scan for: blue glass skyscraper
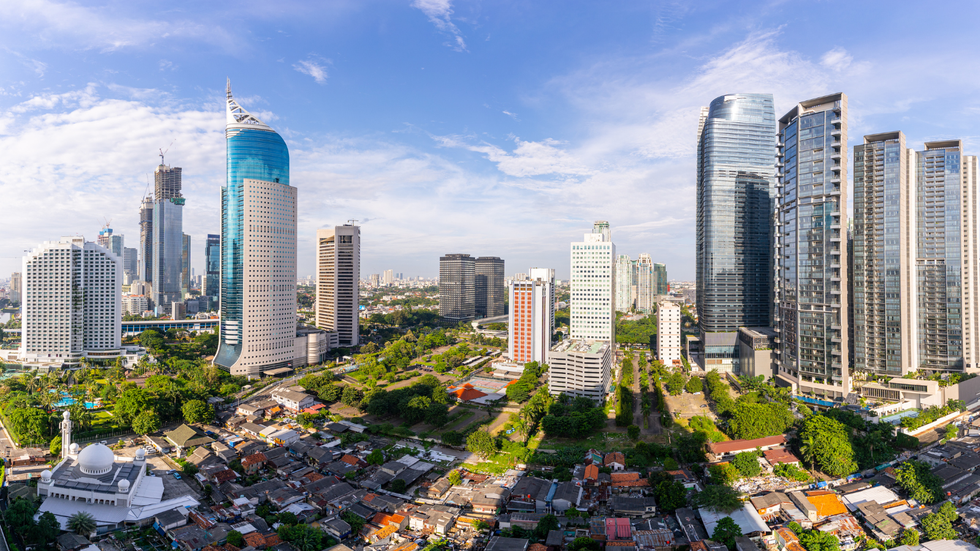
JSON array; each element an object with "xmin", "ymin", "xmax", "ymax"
[
  {"xmin": 696, "ymin": 93, "xmax": 776, "ymax": 372},
  {"xmin": 215, "ymin": 81, "xmax": 297, "ymax": 377}
]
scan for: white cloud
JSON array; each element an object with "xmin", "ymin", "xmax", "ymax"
[
  {"xmin": 159, "ymin": 59, "xmax": 176, "ymax": 71},
  {"xmin": 411, "ymin": 0, "xmax": 468, "ymax": 52},
  {"xmin": 820, "ymin": 47, "xmax": 853, "ymax": 70},
  {"xmin": 294, "ymin": 58, "xmax": 330, "ymax": 85}
]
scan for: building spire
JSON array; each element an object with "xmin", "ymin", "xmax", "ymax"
[{"xmin": 225, "ymin": 80, "xmax": 272, "ymax": 132}]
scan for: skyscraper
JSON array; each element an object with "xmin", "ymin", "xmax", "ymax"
[
  {"xmin": 653, "ymin": 263, "xmax": 668, "ymax": 295},
  {"xmin": 139, "ymin": 196, "xmax": 154, "ymax": 283},
  {"xmin": 383, "ymin": 269, "xmax": 394, "ymax": 285},
  {"xmin": 774, "ymin": 93, "xmax": 850, "ymax": 399},
  {"xmin": 152, "ymin": 193, "xmax": 184, "ymax": 310},
  {"xmin": 204, "ymin": 234, "xmax": 221, "ymax": 311},
  {"xmin": 915, "ymin": 141, "xmax": 979, "ymax": 372},
  {"xmin": 570, "ymin": 221, "xmax": 616, "ymax": 343},
  {"xmin": 508, "ymin": 268, "xmax": 554, "ymax": 365},
  {"xmin": 20, "ymin": 236, "xmax": 121, "ymax": 366},
  {"xmin": 439, "ymin": 254, "xmax": 475, "ymax": 320},
  {"xmin": 110, "ymin": 234, "xmax": 124, "ymax": 258},
  {"xmin": 636, "ymin": 254, "xmax": 654, "ymax": 313},
  {"xmin": 475, "ymin": 256, "xmax": 505, "ymax": 317},
  {"xmin": 696, "ymin": 93, "xmax": 776, "ymax": 372},
  {"xmin": 657, "ymin": 300, "xmax": 682, "ymax": 365},
  {"xmin": 181, "ymin": 233, "xmax": 191, "ymax": 297},
  {"xmin": 615, "ymin": 254, "xmax": 634, "ymax": 313},
  {"xmin": 122, "ymin": 247, "xmax": 138, "ymax": 283},
  {"xmin": 852, "ymin": 132, "xmax": 916, "ymax": 376},
  {"xmin": 316, "ymin": 224, "xmax": 360, "ymax": 347},
  {"xmin": 214, "ymin": 80, "xmax": 297, "ymax": 378},
  {"xmin": 97, "ymin": 226, "xmax": 113, "ymax": 250},
  {"xmin": 10, "ymin": 272, "xmax": 21, "ymax": 302}
]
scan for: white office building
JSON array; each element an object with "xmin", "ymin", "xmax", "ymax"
[
  {"xmin": 508, "ymin": 268, "xmax": 554, "ymax": 366},
  {"xmin": 657, "ymin": 300, "xmax": 682, "ymax": 366},
  {"xmin": 383, "ymin": 269, "xmax": 394, "ymax": 285},
  {"xmin": 636, "ymin": 254, "xmax": 655, "ymax": 313},
  {"xmin": 570, "ymin": 221, "xmax": 616, "ymax": 343},
  {"xmin": 615, "ymin": 254, "xmax": 634, "ymax": 313},
  {"xmin": 20, "ymin": 237, "xmax": 122, "ymax": 367},
  {"xmin": 122, "ymin": 295, "xmax": 149, "ymax": 315},
  {"xmin": 548, "ymin": 340, "xmax": 612, "ymax": 403},
  {"xmin": 316, "ymin": 224, "xmax": 360, "ymax": 348}
]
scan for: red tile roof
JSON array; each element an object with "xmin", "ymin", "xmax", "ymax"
[
  {"xmin": 242, "ymin": 453, "xmax": 267, "ymax": 467},
  {"xmin": 611, "ymin": 479, "xmax": 649, "ymax": 488},
  {"xmin": 450, "ymin": 387, "xmax": 488, "ymax": 401},
  {"xmin": 340, "ymin": 454, "xmax": 360, "ymax": 465},
  {"xmin": 610, "ymin": 472, "xmax": 640, "ymax": 482},
  {"xmin": 763, "ymin": 447, "xmax": 800, "ymax": 465},
  {"xmin": 584, "ymin": 464, "xmax": 599, "ymax": 480},
  {"xmin": 243, "ymin": 532, "xmax": 267, "ymax": 549},
  {"xmin": 604, "ymin": 452, "xmax": 625, "ymax": 466}
]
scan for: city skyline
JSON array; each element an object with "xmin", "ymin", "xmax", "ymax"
[{"xmin": 6, "ymin": 3, "xmax": 980, "ymax": 280}]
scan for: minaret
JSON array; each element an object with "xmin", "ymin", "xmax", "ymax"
[{"xmin": 60, "ymin": 411, "xmax": 72, "ymax": 460}]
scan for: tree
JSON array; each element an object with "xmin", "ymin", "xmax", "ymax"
[
  {"xmin": 227, "ymin": 531, "xmax": 245, "ymax": 548},
  {"xmin": 733, "ymin": 451, "xmax": 761, "ymax": 478},
  {"xmin": 366, "ymin": 449, "xmax": 385, "ymax": 465},
  {"xmin": 938, "ymin": 501, "xmax": 959, "ymax": 523},
  {"xmin": 33, "ymin": 511, "xmax": 61, "ymax": 546},
  {"xmin": 797, "ymin": 414, "xmax": 857, "ymax": 478},
  {"xmin": 899, "ymin": 529, "xmax": 919, "ymax": 547},
  {"xmin": 568, "ymin": 537, "xmax": 602, "ymax": 551},
  {"xmin": 692, "ymin": 484, "xmax": 741, "ymax": 513},
  {"xmin": 943, "ymin": 424, "xmax": 958, "ymax": 442},
  {"xmin": 536, "ymin": 514, "xmax": 560, "ymax": 538},
  {"xmin": 278, "ymin": 523, "xmax": 324, "ymax": 551},
  {"xmin": 132, "ymin": 410, "xmax": 162, "ymax": 435},
  {"xmin": 466, "ymin": 429, "xmax": 497, "ymax": 459},
  {"xmin": 712, "ymin": 517, "xmax": 742, "ymax": 551},
  {"xmin": 447, "ymin": 470, "xmax": 462, "ymax": 486},
  {"xmin": 182, "ymin": 399, "xmax": 214, "ymax": 425},
  {"xmin": 920, "ymin": 512, "xmax": 957, "ymax": 541},
  {"xmin": 474, "ymin": 520, "xmax": 491, "ymax": 532},
  {"xmin": 67, "ymin": 511, "xmax": 96, "ymax": 536},
  {"xmin": 114, "ymin": 388, "xmax": 150, "ymax": 426},
  {"xmin": 49, "ymin": 435, "xmax": 62, "ymax": 457},
  {"xmin": 341, "ymin": 510, "xmax": 366, "ymax": 536},
  {"xmin": 797, "ymin": 529, "xmax": 840, "ymax": 551},
  {"xmin": 391, "ymin": 478, "xmax": 407, "ymax": 493},
  {"xmin": 709, "ymin": 462, "xmax": 740, "ymax": 486},
  {"xmin": 627, "ymin": 424, "xmax": 640, "ymax": 440},
  {"xmin": 895, "ymin": 460, "xmax": 944, "ymax": 504},
  {"xmin": 441, "ymin": 431, "xmax": 464, "ymax": 446},
  {"xmin": 667, "ymin": 372, "xmax": 687, "ymax": 395},
  {"xmin": 652, "ymin": 479, "xmax": 688, "ymax": 513},
  {"xmin": 685, "ymin": 376, "xmax": 703, "ymax": 394},
  {"xmin": 729, "ymin": 401, "xmax": 793, "ymax": 440}
]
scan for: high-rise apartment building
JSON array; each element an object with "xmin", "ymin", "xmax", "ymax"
[
  {"xmin": 653, "ymin": 263, "xmax": 668, "ymax": 295},
  {"xmin": 636, "ymin": 254, "xmax": 655, "ymax": 313},
  {"xmin": 570, "ymin": 221, "xmax": 616, "ymax": 343},
  {"xmin": 181, "ymin": 233, "xmax": 191, "ymax": 297},
  {"xmin": 20, "ymin": 237, "xmax": 121, "ymax": 366},
  {"xmin": 615, "ymin": 254, "xmax": 634, "ymax": 312},
  {"xmin": 10, "ymin": 272, "xmax": 21, "ymax": 302},
  {"xmin": 316, "ymin": 224, "xmax": 360, "ymax": 347},
  {"xmin": 439, "ymin": 254, "xmax": 475, "ymax": 320},
  {"xmin": 383, "ymin": 269, "xmax": 394, "ymax": 285},
  {"xmin": 214, "ymin": 81, "xmax": 297, "ymax": 378},
  {"xmin": 852, "ymin": 132, "xmax": 917, "ymax": 376},
  {"xmin": 370, "ymin": 274, "xmax": 380, "ymax": 287},
  {"xmin": 139, "ymin": 196, "xmax": 154, "ymax": 283},
  {"xmin": 774, "ymin": 93, "xmax": 850, "ymax": 399},
  {"xmin": 915, "ymin": 141, "xmax": 979, "ymax": 372},
  {"xmin": 657, "ymin": 300, "xmax": 682, "ymax": 365},
  {"xmin": 697, "ymin": 93, "xmax": 776, "ymax": 372},
  {"xmin": 475, "ymin": 257, "xmax": 505, "ymax": 317},
  {"xmin": 508, "ymin": 268, "xmax": 554, "ymax": 365},
  {"xmin": 205, "ymin": 234, "xmax": 220, "ymax": 310}
]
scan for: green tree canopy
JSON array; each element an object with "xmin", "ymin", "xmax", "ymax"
[
  {"xmin": 711, "ymin": 517, "xmax": 742, "ymax": 551},
  {"xmin": 181, "ymin": 399, "xmax": 214, "ymax": 425},
  {"xmin": 132, "ymin": 410, "xmax": 162, "ymax": 435},
  {"xmin": 797, "ymin": 414, "xmax": 857, "ymax": 478},
  {"xmin": 67, "ymin": 511, "xmax": 96, "ymax": 536},
  {"xmin": 733, "ymin": 451, "xmax": 761, "ymax": 478},
  {"xmin": 728, "ymin": 401, "xmax": 794, "ymax": 440},
  {"xmin": 667, "ymin": 372, "xmax": 687, "ymax": 396},
  {"xmin": 466, "ymin": 430, "xmax": 497, "ymax": 459},
  {"xmin": 895, "ymin": 460, "xmax": 944, "ymax": 504},
  {"xmin": 685, "ymin": 376, "xmax": 704, "ymax": 394},
  {"xmin": 692, "ymin": 484, "xmax": 741, "ymax": 512},
  {"xmin": 920, "ymin": 512, "xmax": 957, "ymax": 541}
]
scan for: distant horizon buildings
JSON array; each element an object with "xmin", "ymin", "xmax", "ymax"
[
  {"xmin": 214, "ymin": 81, "xmax": 298, "ymax": 378},
  {"xmin": 317, "ymin": 224, "xmax": 360, "ymax": 348}
]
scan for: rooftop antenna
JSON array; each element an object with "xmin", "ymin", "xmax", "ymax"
[
  {"xmin": 348, "ymin": 219, "xmax": 359, "ymax": 226},
  {"xmin": 159, "ymin": 140, "xmax": 175, "ymax": 166}
]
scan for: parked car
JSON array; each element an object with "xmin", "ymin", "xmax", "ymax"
[{"xmin": 173, "ymin": 472, "xmax": 182, "ymax": 479}]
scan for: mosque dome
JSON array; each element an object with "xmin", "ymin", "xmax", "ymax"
[
  {"xmin": 135, "ymin": 448, "xmax": 145, "ymax": 460},
  {"xmin": 118, "ymin": 479, "xmax": 131, "ymax": 493},
  {"xmin": 78, "ymin": 444, "xmax": 115, "ymax": 475},
  {"xmin": 41, "ymin": 470, "xmax": 52, "ymax": 482},
  {"xmin": 69, "ymin": 443, "xmax": 80, "ymax": 455}
]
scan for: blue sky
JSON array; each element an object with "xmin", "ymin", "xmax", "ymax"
[{"xmin": 4, "ymin": 1, "xmax": 980, "ymax": 281}]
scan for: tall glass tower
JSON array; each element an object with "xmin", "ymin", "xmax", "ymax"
[
  {"xmin": 774, "ymin": 93, "xmax": 850, "ymax": 399},
  {"xmin": 215, "ymin": 81, "xmax": 296, "ymax": 377},
  {"xmin": 204, "ymin": 234, "xmax": 220, "ymax": 311},
  {"xmin": 696, "ymin": 93, "xmax": 776, "ymax": 373}
]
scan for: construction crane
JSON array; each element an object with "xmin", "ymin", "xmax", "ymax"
[{"xmin": 159, "ymin": 139, "xmax": 175, "ymax": 166}]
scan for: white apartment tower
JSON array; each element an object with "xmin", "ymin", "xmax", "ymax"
[
  {"xmin": 383, "ymin": 269, "xmax": 394, "ymax": 286},
  {"xmin": 636, "ymin": 254, "xmax": 655, "ymax": 313},
  {"xmin": 508, "ymin": 268, "xmax": 554, "ymax": 365},
  {"xmin": 615, "ymin": 254, "xmax": 634, "ymax": 313},
  {"xmin": 570, "ymin": 221, "xmax": 616, "ymax": 342},
  {"xmin": 20, "ymin": 237, "xmax": 121, "ymax": 366},
  {"xmin": 316, "ymin": 225, "xmax": 360, "ymax": 348},
  {"xmin": 657, "ymin": 301, "xmax": 682, "ymax": 366},
  {"xmin": 548, "ymin": 340, "xmax": 612, "ymax": 403}
]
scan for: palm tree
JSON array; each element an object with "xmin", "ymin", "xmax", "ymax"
[
  {"xmin": 67, "ymin": 511, "xmax": 96, "ymax": 536},
  {"xmin": 799, "ymin": 434, "xmax": 817, "ymax": 472}
]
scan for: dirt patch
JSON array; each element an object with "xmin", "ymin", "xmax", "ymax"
[{"xmin": 663, "ymin": 385, "xmax": 713, "ymax": 422}]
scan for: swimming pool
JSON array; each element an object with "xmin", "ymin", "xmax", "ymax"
[{"xmin": 50, "ymin": 390, "xmax": 99, "ymax": 409}]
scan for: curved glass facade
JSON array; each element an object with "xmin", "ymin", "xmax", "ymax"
[
  {"xmin": 696, "ymin": 93, "xmax": 776, "ymax": 342},
  {"xmin": 214, "ymin": 127, "xmax": 290, "ymax": 369}
]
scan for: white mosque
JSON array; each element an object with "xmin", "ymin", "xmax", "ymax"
[{"xmin": 36, "ymin": 411, "xmax": 199, "ymax": 531}]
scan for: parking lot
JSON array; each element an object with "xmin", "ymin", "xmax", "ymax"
[{"xmin": 116, "ymin": 442, "xmax": 201, "ymax": 500}]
